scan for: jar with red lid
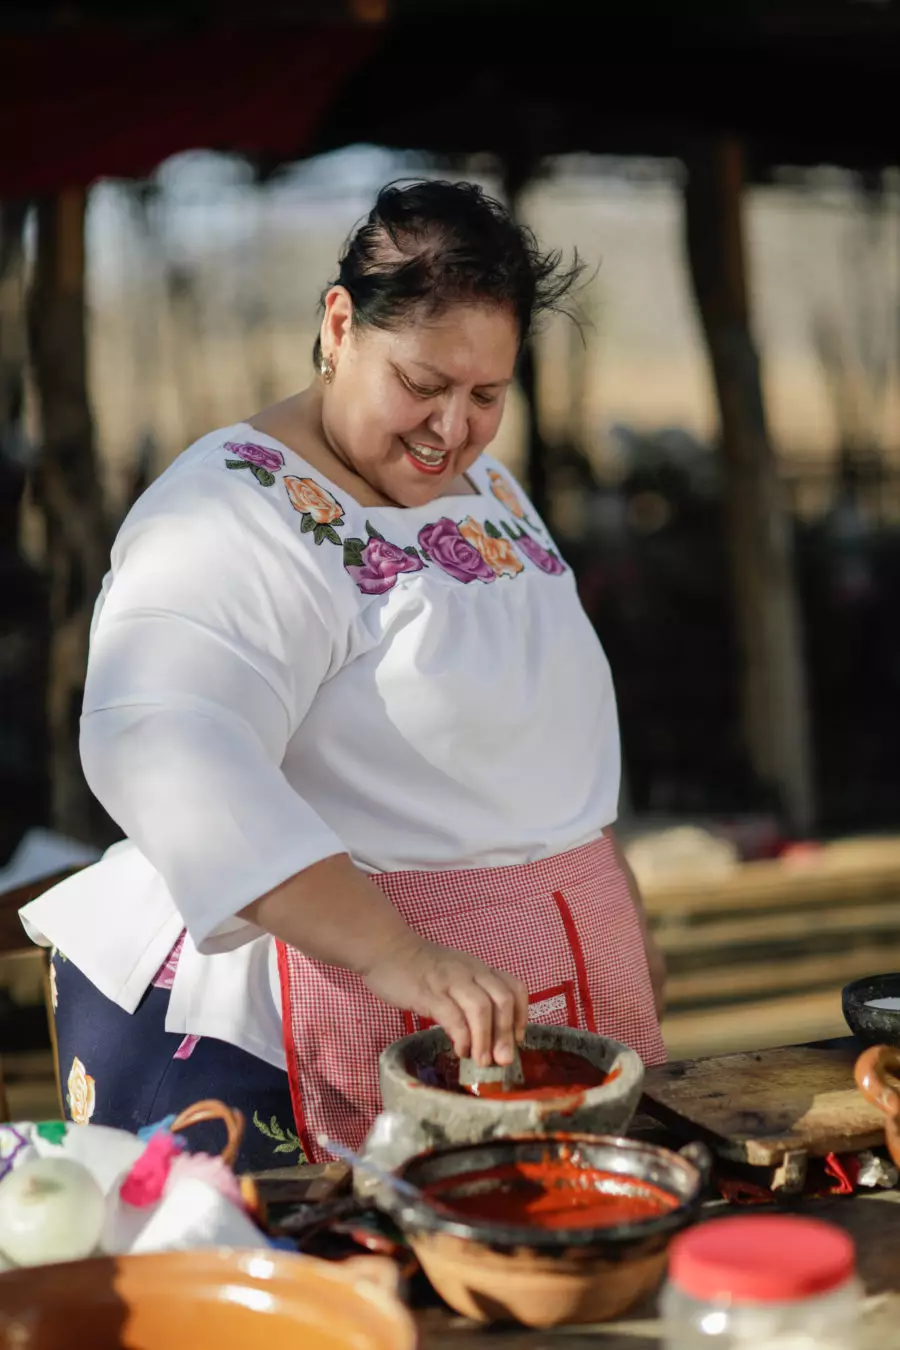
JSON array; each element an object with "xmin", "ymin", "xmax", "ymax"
[{"xmin": 661, "ymin": 1214, "xmax": 861, "ymax": 1349}]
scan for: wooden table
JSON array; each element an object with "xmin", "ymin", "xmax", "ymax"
[
  {"xmin": 253, "ymin": 1054, "xmax": 900, "ymax": 1350},
  {"xmin": 417, "ymin": 1191, "xmax": 900, "ymax": 1349}
]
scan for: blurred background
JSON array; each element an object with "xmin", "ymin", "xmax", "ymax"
[{"xmin": 2, "ymin": 0, "xmax": 900, "ymax": 1114}]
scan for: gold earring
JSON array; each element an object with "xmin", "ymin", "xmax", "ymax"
[{"xmin": 320, "ymin": 354, "xmax": 335, "ymax": 384}]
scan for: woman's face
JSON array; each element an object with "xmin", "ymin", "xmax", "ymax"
[{"xmin": 319, "ymin": 288, "xmax": 518, "ymax": 507}]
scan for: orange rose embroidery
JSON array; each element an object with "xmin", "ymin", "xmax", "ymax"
[
  {"xmin": 284, "ymin": 476, "xmax": 344, "ymax": 525},
  {"xmin": 459, "ymin": 517, "xmax": 525, "ymax": 578},
  {"xmin": 284, "ymin": 476, "xmax": 345, "ymax": 545},
  {"xmin": 487, "ymin": 469, "xmax": 526, "ymax": 519},
  {"xmin": 67, "ymin": 1056, "xmax": 96, "ymax": 1126}
]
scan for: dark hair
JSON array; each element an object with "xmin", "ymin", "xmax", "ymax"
[{"xmin": 312, "ymin": 179, "xmax": 584, "ymax": 366}]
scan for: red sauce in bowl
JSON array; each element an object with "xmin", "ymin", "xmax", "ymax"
[
  {"xmin": 422, "ymin": 1157, "xmax": 678, "ymax": 1230},
  {"xmin": 466, "ymin": 1049, "xmax": 613, "ymax": 1101}
]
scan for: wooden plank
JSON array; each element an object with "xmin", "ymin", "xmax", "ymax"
[
  {"xmin": 666, "ymin": 940, "xmax": 900, "ymax": 1007},
  {"xmin": 642, "ymin": 856, "xmax": 900, "ymax": 919},
  {"xmin": 643, "ymin": 1043, "xmax": 887, "ymax": 1165},
  {"xmin": 661, "ymin": 985, "xmax": 850, "ymax": 1060},
  {"xmin": 656, "ymin": 898, "xmax": 900, "ymax": 953}
]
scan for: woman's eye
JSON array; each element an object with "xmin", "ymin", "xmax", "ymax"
[
  {"xmin": 473, "ymin": 391, "xmax": 497, "ymax": 408},
  {"xmin": 400, "ymin": 373, "xmax": 441, "ymax": 398}
]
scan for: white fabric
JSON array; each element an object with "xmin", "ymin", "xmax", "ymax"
[{"xmin": 20, "ymin": 423, "xmax": 621, "ymax": 1068}]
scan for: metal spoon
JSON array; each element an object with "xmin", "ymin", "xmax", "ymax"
[{"xmin": 317, "ymin": 1136, "xmax": 429, "ymax": 1207}]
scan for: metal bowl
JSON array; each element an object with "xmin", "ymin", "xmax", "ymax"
[{"xmin": 380, "ymin": 1133, "xmax": 709, "ymax": 1326}]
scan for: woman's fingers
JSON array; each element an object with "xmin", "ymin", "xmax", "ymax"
[
  {"xmin": 474, "ymin": 971, "xmax": 523, "ymax": 1064},
  {"xmin": 427, "ymin": 991, "xmax": 472, "ymax": 1060},
  {"xmin": 450, "ymin": 980, "xmax": 496, "ymax": 1065}
]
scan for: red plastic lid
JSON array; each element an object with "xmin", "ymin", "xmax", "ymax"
[{"xmin": 669, "ymin": 1216, "xmax": 855, "ymax": 1304}]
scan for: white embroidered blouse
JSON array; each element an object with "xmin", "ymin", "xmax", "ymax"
[{"xmin": 21, "ymin": 424, "xmax": 621, "ymax": 1067}]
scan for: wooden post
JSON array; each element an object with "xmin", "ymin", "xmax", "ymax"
[
  {"xmin": 27, "ymin": 189, "xmax": 114, "ymax": 845},
  {"xmin": 684, "ymin": 138, "xmax": 815, "ymax": 833}
]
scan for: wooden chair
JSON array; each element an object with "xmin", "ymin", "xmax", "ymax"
[{"xmin": 0, "ymin": 867, "xmax": 83, "ymax": 1121}]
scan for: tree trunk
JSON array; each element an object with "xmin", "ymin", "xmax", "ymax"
[
  {"xmin": 684, "ymin": 137, "xmax": 815, "ymax": 833},
  {"xmin": 27, "ymin": 189, "xmax": 114, "ymax": 845},
  {"xmin": 501, "ymin": 155, "xmax": 550, "ymax": 521}
]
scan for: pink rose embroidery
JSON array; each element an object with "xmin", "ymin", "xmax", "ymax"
[
  {"xmin": 223, "ymin": 441, "xmax": 284, "ymax": 487},
  {"xmin": 516, "ymin": 531, "xmax": 567, "ymax": 576},
  {"xmin": 418, "ymin": 518, "xmax": 496, "ymax": 584},
  {"xmin": 344, "ymin": 526, "xmax": 424, "ymax": 595}
]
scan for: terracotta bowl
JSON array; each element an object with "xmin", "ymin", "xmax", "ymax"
[
  {"xmin": 381, "ymin": 1134, "xmax": 709, "ymax": 1327},
  {"xmin": 0, "ymin": 1249, "xmax": 416, "ymax": 1350}
]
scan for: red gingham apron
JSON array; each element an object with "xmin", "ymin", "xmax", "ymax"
[{"xmin": 276, "ymin": 835, "xmax": 666, "ymax": 1164}]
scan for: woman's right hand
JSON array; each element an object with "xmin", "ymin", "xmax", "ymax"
[{"xmin": 361, "ymin": 932, "xmax": 528, "ymax": 1068}]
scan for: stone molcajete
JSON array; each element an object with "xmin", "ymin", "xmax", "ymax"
[{"xmin": 371, "ymin": 1024, "xmax": 644, "ymax": 1172}]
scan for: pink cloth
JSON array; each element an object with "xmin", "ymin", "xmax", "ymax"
[{"xmin": 152, "ymin": 930, "xmax": 198, "ymax": 1059}]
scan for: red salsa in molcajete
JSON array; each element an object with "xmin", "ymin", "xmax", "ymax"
[
  {"xmin": 415, "ymin": 1047, "xmax": 615, "ymax": 1102},
  {"xmin": 422, "ymin": 1156, "xmax": 678, "ymax": 1230},
  {"xmin": 466, "ymin": 1048, "xmax": 614, "ymax": 1101}
]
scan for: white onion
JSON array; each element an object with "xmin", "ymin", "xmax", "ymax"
[{"xmin": 0, "ymin": 1157, "xmax": 106, "ymax": 1267}]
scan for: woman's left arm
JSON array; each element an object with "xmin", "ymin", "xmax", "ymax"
[{"xmin": 605, "ymin": 826, "xmax": 667, "ymax": 1019}]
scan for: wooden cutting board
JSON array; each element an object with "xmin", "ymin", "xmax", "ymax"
[{"xmin": 642, "ymin": 1043, "xmax": 888, "ymax": 1166}]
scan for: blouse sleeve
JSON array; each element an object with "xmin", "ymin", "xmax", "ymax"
[{"xmin": 79, "ymin": 462, "xmax": 347, "ymax": 954}]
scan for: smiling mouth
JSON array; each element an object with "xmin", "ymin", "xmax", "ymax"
[{"xmin": 401, "ymin": 438, "xmax": 450, "ymax": 472}]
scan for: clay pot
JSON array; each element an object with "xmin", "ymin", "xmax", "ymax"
[
  {"xmin": 0, "ymin": 1249, "xmax": 416, "ymax": 1350},
  {"xmin": 380, "ymin": 1133, "xmax": 709, "ymax": 1326},
  {"xmin": 854, "ymin": 1043, "xmax": 900, "ymax": 1167}
]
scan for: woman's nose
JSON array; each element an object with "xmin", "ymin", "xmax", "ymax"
[{"xmin": 428, "ymin": 394, "xmax": 468, "ymax": 449}]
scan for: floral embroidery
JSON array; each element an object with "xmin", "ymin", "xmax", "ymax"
[
  {"xmin": 514, "ymin": 532, "xmax": 566, "ymax": 576},
  {"xmin": 459, "ymin": 517, "xmax": 524, "ymax": 578},
  {"xmin": 49, "ymin": 959, "xmax": 58, "ymax": 1011},
  {"xmin": 488, "ymin": 468, "xmax": 526, "ymax": 519},
  {"xmin": 501, "ymin": 520, "xmax": 567, "ymax": 576},
  {"xmin": 224, "ymin": 441, "xmax": 284, "ymax": 488},
  {"xmin": 0, "ymin": 1126, "xmax": 31, "ymax": 1182},
  {"xmin": 284, "ymin": 475, "xmax": 345, "ymax": 544},
  {"xmin": 35, "ymin": 1121, "xmax": 68, "ymax": 1146},
  {"xmin": 253, "ymin": 1110, "xmax": 305, "ymax": 1157},
  {"xmin": 343, "ymin": 521, "xmax": 425, "ymax": 595},
  {"xmin": 223, "ymin": 454, "xmax": 567, "ymax": 592},
  {"xmin": 67, "ymin": 1056, "xmax": 96, "ymax": 1125},
  {"xmin": 418, "ymin": 518, "xmax": 496, "ymax": 584}
]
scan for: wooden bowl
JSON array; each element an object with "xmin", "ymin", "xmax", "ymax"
[{"xmin": 0, "ymin": 1249, "xmax": 416, "ymax": 1350}]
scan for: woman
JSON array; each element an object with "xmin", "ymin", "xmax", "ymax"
[{"xmin": 22, "ymin": 180, "xmax": 666, "ymax": 1169}]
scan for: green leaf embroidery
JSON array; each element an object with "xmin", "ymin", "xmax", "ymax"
[
  {"xmin": 343, "ymin": 537, "xmax": 366, "ymax": 568},
  {"xmin": 36, "ymin": 1121, "xmax": 67, "ymax": 1145},
  {"xmin": 250, "ymin": 465, "xmax": 276, "ymax": 488},
  {"xmin": 253, "ymin": 1111, "xmax": 304, "ymax": 1157},
  {"xmin": 313, "ymin": 523, "xmax": 341, "ymax": 546},
  {"xmin": 502, "ymin": 520, "xmax": 523, "ymax": 542},
  {"xmin": 484, "ymin": 520, "xmax": 503, "ymax": 539},
  {"xmin": 225, "ymin": 458, "xmax": 251, "ymax": 470},
  {"xmin": 300, "ymin": 513, "xmax": 316, "ymax": 534},
  {"xmin": 420, "ymin": 547, "xmax": 431, "ymax": 562},
  {"xmin": 365, "ymin": 520, "xmax": 385, "ymax": 541},
  {"xmin": 403, "ymin": 546, "xmax": 420, "ymax": 560}
]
